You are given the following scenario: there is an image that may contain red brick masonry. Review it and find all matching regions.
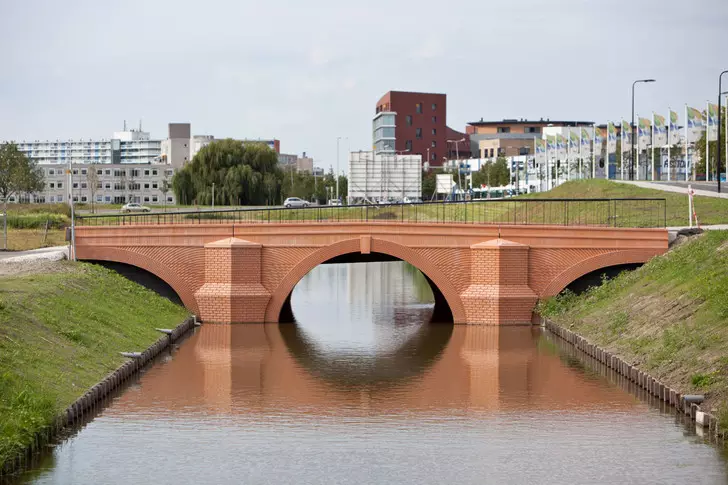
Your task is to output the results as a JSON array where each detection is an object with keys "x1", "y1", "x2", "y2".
[{"x1": 74, "y1": 223, "x2": 667, "y2": 325}]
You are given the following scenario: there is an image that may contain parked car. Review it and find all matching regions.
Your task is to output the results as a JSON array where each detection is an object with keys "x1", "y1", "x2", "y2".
[
  {"x1": 121, "y1": 203, "x2": 151, "y2": 213},
  {"x1": 284, "y1": 197, "x2": 309, "y2": 208}
]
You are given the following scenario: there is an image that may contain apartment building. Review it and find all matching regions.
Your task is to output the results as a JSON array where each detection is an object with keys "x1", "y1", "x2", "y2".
[{"x1": 5, "y1": 123, "x2": 283, "y2": 206}]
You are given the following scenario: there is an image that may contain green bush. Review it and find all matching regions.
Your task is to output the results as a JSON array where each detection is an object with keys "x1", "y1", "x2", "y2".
[{"x1": 3, "y1": 213, "x2": 69, "y2": 229}]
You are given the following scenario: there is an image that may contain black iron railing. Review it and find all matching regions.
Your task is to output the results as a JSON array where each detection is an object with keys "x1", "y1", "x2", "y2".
[{"x1": 75, "y1": 198, "x2": 667, "y2": 228}]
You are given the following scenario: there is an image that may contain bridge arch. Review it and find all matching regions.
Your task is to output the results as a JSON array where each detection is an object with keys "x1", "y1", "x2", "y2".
[
  {"x1": 77, "y1": 247, "x2": 199, "y2": 313},
  {"x1": 541, "y1": 249, "x2": 656, "y2": 297},
  {"x1": 265, "y1": 238, "x2": 467, "y2": 323}
]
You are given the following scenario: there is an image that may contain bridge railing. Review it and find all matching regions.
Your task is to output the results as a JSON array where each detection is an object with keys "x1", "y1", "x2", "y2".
[{"x1": 75, "y1": 198, "x2": 667, "y2": 228}]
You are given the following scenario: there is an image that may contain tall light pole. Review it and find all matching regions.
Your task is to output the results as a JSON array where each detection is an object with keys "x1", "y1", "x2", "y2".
[
  {"x1": 631, "y1": 79, "x2": 656, "y2": 180},
  {"x1": 447, "y1": 138, "x2": 466, "y2": 194},
  {"x1": 717, "y1": 70, "x2": 728, "y2": 193},
  {"x1": 336, "y1": 136, "x2": 347, "y2": 201}
]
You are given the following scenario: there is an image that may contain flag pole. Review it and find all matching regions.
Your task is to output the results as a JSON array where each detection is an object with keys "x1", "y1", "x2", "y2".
[
  {"x1": 706, "y1": 100, "x2": 710, "y2": 181},
  {"x1": 667, "y1": 109, "x2": 671, "y2": 182},
  {"x1": 592, "y1": 128, "x2": 596, "y2": 179},
  {"x1": 651, "y1": 113, "x2": 655, "y2": 181}
]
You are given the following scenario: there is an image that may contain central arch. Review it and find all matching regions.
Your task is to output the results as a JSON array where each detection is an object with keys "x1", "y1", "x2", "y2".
[{"x1": 264, "y1": 238, "x2": 467, "y2": 323}]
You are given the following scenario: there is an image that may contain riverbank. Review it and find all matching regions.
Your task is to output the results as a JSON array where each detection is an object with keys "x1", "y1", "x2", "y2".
[
  {"x1": 0, "y1": 260, "x2": 189, "y2": 470},
  {"x1": 538, "y1": 229, "x2": 728, "y2": 429}
]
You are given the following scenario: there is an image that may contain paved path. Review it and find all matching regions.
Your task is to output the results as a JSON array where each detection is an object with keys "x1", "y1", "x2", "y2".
[
  {"x1": 0, "y1": 245, "x2": 68, "y2": 262},
  {"x1": 612, "y1": 180, "x2": 728, "y2": 199}
]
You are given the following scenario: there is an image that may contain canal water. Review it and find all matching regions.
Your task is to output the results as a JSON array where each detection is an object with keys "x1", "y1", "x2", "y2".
[{"x1": 15, "y1": 262, "x2": 728, "y2": 484}]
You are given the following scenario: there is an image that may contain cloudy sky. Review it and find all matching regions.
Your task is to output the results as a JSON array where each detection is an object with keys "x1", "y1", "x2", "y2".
[{"x1": 1, "y1": 0, "x2": 726, "y2": 170}]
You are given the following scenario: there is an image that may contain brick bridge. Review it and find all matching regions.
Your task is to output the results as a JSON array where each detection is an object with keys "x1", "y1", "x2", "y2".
[{"x1": 73, "y1": 220, "x2": 667, "y2": 325}]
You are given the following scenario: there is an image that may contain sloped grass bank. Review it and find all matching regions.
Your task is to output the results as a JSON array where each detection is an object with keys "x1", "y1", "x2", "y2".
[
  {"x1": 0, "y1": 262, "x2": 188, "y2": 469},
  {"x1": 538, "y1": 230, "x2": 728, "y2": 428}
]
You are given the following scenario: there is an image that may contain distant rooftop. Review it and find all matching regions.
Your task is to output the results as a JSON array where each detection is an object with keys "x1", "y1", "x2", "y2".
[{"x1": 468, "y1": 118, "x2": 594, "y2": 127}]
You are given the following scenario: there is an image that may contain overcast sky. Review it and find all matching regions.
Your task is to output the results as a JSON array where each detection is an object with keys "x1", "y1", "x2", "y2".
[{"x1": 2, "y1": 0, "x2": 727, "y2": 170}]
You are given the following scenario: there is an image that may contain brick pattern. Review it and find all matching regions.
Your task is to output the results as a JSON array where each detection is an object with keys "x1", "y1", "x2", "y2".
[
  {"x1": 194, "y1": 238, "x2": 271, "y2": 323},
  {"x1": 74, "y1": 223, "x2": 668, "y2": 325},
  {"x1": 462, "y1": 240, "x2": 537, "y2": 325}
]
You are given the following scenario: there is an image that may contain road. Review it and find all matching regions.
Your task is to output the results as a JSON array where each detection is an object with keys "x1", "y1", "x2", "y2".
[{"x1": 612, "y1": 180, "x2": 728, "y2": 199}]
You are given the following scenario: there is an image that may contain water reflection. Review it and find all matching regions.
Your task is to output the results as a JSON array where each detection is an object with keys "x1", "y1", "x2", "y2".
[{"x1": 17, "y1": 262, "x2": 728, "y2": 485}]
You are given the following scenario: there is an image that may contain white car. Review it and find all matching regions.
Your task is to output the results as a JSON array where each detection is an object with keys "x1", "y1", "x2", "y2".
[
  {"x1": 284, "y1": 197, "x2": 309, "y2": 208},
  {"x1": 121, "y1": 203, "x2": 151, "y2": 213}
]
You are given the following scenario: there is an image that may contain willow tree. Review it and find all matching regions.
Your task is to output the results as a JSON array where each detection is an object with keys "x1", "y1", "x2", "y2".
[
  {"x1": 172, "y1": 139, "x2": 282, "y2": 206},
  {"x1": 0, "y1": 143, "x2": 44, "y2": 249}
]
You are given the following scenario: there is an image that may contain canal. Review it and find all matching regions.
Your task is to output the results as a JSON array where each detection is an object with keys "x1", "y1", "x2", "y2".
[{"x1": 14, "y1": 261, "x2": 728, "y2": 484}]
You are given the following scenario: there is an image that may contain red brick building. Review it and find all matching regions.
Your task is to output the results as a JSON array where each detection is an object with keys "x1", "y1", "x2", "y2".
[{"x1": 374, "y1": 91, "x2": 468, "y2": 167}]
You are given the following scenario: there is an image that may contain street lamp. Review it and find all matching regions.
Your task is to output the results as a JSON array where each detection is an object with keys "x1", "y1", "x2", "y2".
[
  {"x1": 717, "y1": 70, "x2": 728, "y2": 193},
  {"x1": 336, "y1": 136, "x2": 347, "y2": 201},
  {"x1": 631, "y1": 79, "x2": 656, "y2": 181}
]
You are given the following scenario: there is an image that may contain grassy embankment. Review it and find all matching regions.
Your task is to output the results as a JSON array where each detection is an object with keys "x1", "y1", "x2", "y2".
[
  {"x1": 538, "y1": 230, "x2": 728, "y2": 428},
  {"x1": 523, "y1": 179, "x2": 728, "y2": 226},
  {"x1": 0, "y1": 262, "x2": 188, "y2": 469}
]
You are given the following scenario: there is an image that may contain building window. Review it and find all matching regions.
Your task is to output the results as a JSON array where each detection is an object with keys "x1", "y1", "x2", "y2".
[
  {"x1": 105, "y1": 170, "x2": 111, "y2": 175},
  {"x1": 144, "y1": 170, "x2": 150, "y2": 176},
  {"x1": 144, "y1": 197, "x2": 150, "y2": 202},
  {"x1": 131, "y1": 169, "x2": 140, "y2": 177},
  {"x1": 105, "y1": 196, "x2": 111, "y2": 202},
  {"x1": 49, "y1": 183, "x2": 55, "y2": 189},
  {"x1": 415, "y1": 128, "x2": 422, "y2": 139},
  {"x1": 431, "y1": 141, "x2": 437, "y2": 147},
  {"x1": 73, "y1": 183, "x2": 78, "y2": 189},
  {"x1": 48, "y1": 169, "x2": 55, "y2": 175},
  {"x1": 57, "y1": 182, "x2": 63, "y2": 189},
  {"x1": 406, "y1": 115, "x2": 413, "y2": 126},
  {"x1": 81, "y1": 183, "x2": 87, "y2": 189},
  {"x1": 97, "y1": 169, "x2": 102, "y2": 175},
  {"x1": 81, "y1": 169, "x2": 87, "y2": 175},
  {"x1": 152, "y1": 183, "x2": 158, "y2": 189},
  {"x1": 144, "y1": 183, "x2": 150, "y2": 189},
  {"x1": 152, "y1": 196, "x2": 158, "y2": 203},
  {"x1": 525, "y1": 126, "x2": 541, "y2": 134},
  {"x1": 72, "y1": 169, "x2": 78, "y2": 175},
  {"x1": 105, "y1": 183, "x2": 111, "y2": 189},
  {"x1": 519, "y1": 147, "x2": 529, "y2": 155},
  {"x1": 405, "y1": 140, "x2": 413, "y2": 151},
  {"x1": 152, "y1": 170, "x2": 157, "y2": 176},
  {"x1": 490, "y1": 148, "x2": 494, "y2": 157},
  {"x1": 432, "y1": 128, "x2": 436, "y2": 135},
  {"x1": 431, "y1": 103, "x2": 437, "y2": 111},
  {"x1": 431, "y1": 152, "x2": 436, "y2": 161},
  {"x1": 97, "y1": 182, "x2": 102, "y2": 189},
  {"x1": 81, "y1": 196, "x2": 87, "y2": 202},
  {"x1": 416, "y1": 103, "x2": 422, "y2": 114},
  {"x1": 432, "y1": 116, "x2": 437, "y2": 123},
  {"x1": 167, "y1": 197, "x2": 173, "y2": 203},
  {"x1": 497, "y1": 127, "x2": 511, "y2": 133}
]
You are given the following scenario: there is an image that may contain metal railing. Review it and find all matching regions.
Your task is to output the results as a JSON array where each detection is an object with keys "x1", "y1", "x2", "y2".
[{"x1": 75, "y1": 198, "x2": 667, "y2": 228}]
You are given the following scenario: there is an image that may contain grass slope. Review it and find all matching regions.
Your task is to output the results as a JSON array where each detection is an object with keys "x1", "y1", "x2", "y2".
[
  {"x1": 0, "y1": 262, "x2": 188, "y2": 467},
  {"x1": 526, "y1": 179, "x2": 728, "y2": 226},
  {"x1": 538, "y1": 230, "x2": 728, "y2": 426}
]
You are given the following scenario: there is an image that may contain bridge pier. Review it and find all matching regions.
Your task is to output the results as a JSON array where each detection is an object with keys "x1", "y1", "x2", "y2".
[
  {"x1": 461, "y1": 239, "x2": 538, "y2": 325},
  {"x1": 194, "y1": 238, "x2": 271, "y2": 323}
]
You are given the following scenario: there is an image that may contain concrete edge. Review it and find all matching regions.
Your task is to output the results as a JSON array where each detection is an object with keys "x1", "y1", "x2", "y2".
[
  {"x1": 1, "y1": 315, "x2": 197, "y2": 476},
  {"x1": 539, "y1": 315, "x2": 725, "y2": 445}
]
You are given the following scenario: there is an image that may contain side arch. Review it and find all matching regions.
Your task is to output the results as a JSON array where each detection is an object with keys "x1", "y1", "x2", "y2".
[
  {"x1": 264, "y1": 238, "x2": 467, "y2": 323},
  {"x1": 76, "y1": 246, "x2": 199, "y2": 314},
  {"x1": 541, "y1": 249, "x2": 658, "y2": 298}
]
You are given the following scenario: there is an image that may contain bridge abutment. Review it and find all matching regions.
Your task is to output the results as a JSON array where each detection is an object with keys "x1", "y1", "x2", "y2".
[
  {"x1": 461, "y1": 239, "x2": 538, "y2": 325},
  {"x1": 194, "y1": 238, "x2": 271, "y2": 323}
]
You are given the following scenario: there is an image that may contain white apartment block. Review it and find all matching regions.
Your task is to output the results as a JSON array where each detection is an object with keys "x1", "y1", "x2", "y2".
[{"x1": 5, "y1": 122, "x2": 283, "y2": 206}]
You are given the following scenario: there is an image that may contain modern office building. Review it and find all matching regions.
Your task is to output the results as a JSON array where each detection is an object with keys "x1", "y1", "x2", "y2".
[
  {"x1": 374, "y1": 91, "x2": 464, "y2": 166},
  {"x1": 466, "y1": 119, "x2": 593, "y2": 159}
]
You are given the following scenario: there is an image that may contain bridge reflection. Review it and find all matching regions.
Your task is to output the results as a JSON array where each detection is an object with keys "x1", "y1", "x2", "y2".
[{"x1": 104, "y1": 324, "x2": 639, "y2": 417}]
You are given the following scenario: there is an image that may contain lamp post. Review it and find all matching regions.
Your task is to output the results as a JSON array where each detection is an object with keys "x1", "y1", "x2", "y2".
[
  {"x1": 336, "y1": 136, "x2": 347, "y2": 201},
  {"x1": 717, "y1": 71, "x2": 728, "y2": 193},
  {"x1": 447, "y1": 138, "x2": 466, "y2": 195},
  {"x1": 631, "y1": 79, "x2": 656, "y2": 180}
]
